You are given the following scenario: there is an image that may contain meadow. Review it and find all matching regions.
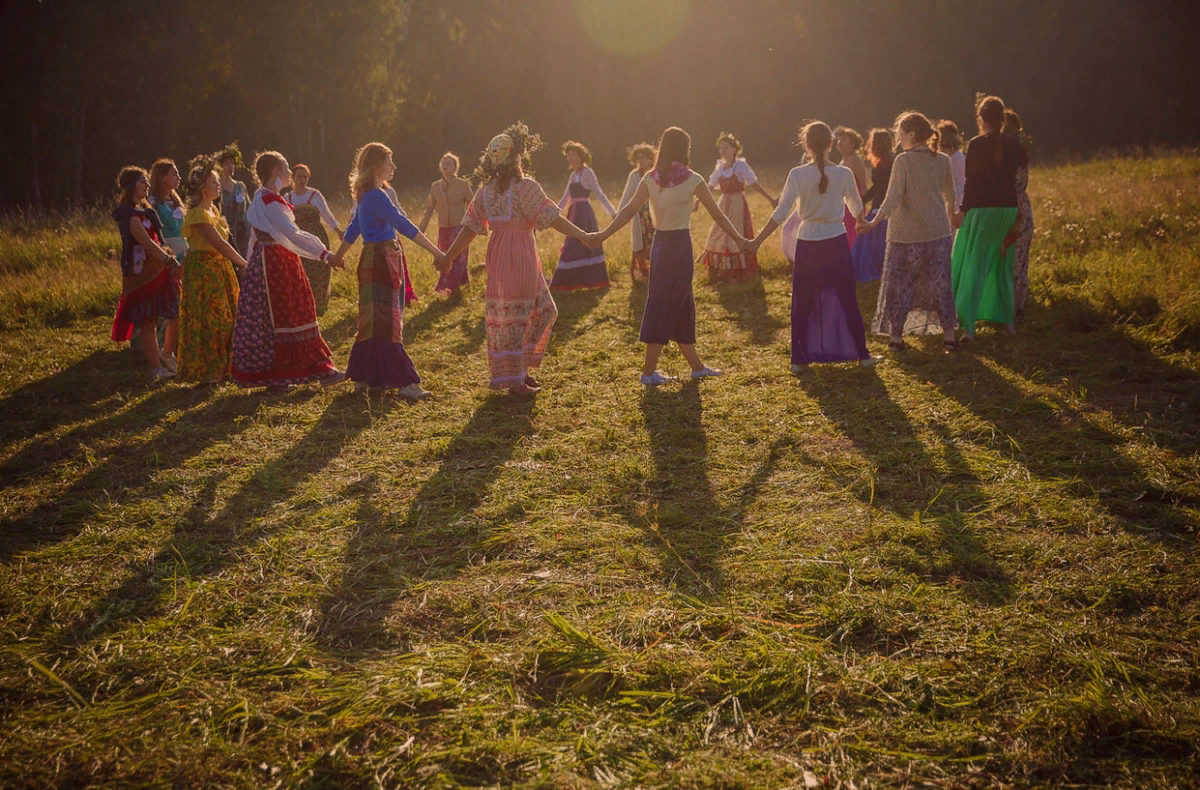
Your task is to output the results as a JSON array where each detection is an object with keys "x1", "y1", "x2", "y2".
[{"x1": 1, "y1": 154, "x2": 1197, "y2": 789}]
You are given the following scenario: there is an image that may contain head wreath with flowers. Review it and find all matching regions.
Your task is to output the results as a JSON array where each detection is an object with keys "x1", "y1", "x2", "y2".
[{"x1": 488, "y1": 134, "x2": 514, "y2": 165}]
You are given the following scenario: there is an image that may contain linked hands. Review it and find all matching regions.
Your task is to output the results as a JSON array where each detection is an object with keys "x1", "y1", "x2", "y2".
[{"x1": 583, "y1": 230, "x2": 608, "y2": 249}]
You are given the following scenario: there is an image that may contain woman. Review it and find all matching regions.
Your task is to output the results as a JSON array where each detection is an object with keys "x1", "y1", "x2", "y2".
[
  {"x1": 217, "y1": 143, "x2": 252, "y2": 258},
  {"x1": 849, "y1": 128, "x2": 895, "y2": 282},
  {"x1": 330, "y1": 142, "x2": 445, "y2": 399},
  {"x1": 617, "y1": 142, "x2": 658, "y2": 284},
  {"x1": 149, "y1": 158, "x2": 188, "y2": 260},
  {"x1": 284, "y1": 163, "x2": 342, "y2": 315},
  {"x1": 1003, "y1": 109, "x2": 1035, "y2": 316},
  {"x1": 591, "y1": 126, "x2": 744, "y2": 385},
  {"x1": 440, "y1": 123, "x2": 593, "y2": 394},
  {"x1": 699, "y1": 132, "x2": 776, "y2": 281},
  {"x1": 231, "y1": 150, "x2": 343, "y2": 392},
  {"x1": 178, "y1": 163, "x2": 248, "y2": 383},
  {"x1": 859, "y1": 112, "x2": 959, "y2": 353},
  {"x1": 951, "y1": 96, "x2": 1027, "y2": 338},
  {"x1": 747, "y1": 121, "x2": 878, "y2": 371},
  {"x1": 550, "y1": 140, "x2": 617, "y2": 291}
]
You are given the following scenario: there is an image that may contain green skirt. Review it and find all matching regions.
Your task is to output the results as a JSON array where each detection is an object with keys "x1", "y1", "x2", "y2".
[{"x1": 951, "y1": 207, "x2": 1019, "y2": 334}]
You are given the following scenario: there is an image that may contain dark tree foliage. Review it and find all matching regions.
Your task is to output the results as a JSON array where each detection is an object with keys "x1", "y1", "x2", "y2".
[{"x1": 0, "y1": 0, "x2": 1196, "y2": 208}]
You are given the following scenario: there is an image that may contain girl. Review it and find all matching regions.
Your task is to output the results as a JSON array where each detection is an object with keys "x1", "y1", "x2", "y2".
[
  {"x1": 937, "y1": 120, "x2": 967, "y2": 216},
  {"x1": 440, "y1": 123, "x2": 594, "y2": 394},
  {"x1": 850, "y1": 128, "x2": 895, "y2": 282},
  {"x1": 591, "y1": 126, "x2": 742, "y2": 385},
  {"x1": 178, "y1": 162, "x2": 248, "y2": 383},
  {"x1": 110, "y1": 166, "x2": 181, "y2": 380},
  {"x1": 550, "y1": 140, "x2": 617, "y2": 291},
  {"x1": 231, "y1": 150, "x2": 344, "y2": 392},
  {"x1": 951, "y1": 96, "x2": 1028, "y2": 339},
  {"x1": 859, "y1": 112, "x2": 959, "y2": 353},
  {"x1": 330, "y1": 143, "x2": 446, "y2": 399},
  {"x1": 1003, "y1": 109, "x2": 1035, "y2": 316},
  {"x1": 284, "y1": 163, "x2": 343, "y2": 315},
  {"x1": 217, "y1": 143, "x2": 252, "y2": 258},
  {"x1": 416, "y1": 152, "x2": 474, "y2": 296},
  {"x1": 149, "y1": 159, "x2": 188, "y2": 260},
  {"x1": 747, "y1": 121, "x2": 878, "y2": 371},
  {"x1": 617, "y1": 142, "x2": 657, "y2": 284},
  {"x1": 699, "y1": 132, "x2": 776, "y2": 281}
]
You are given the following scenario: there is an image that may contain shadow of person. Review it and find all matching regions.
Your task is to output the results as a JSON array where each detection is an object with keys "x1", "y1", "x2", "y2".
[
  {"x1": 712, "y1": 276, "x2": 788, "y2": 347},
  {"x1": 550, "y1": 286, "x2": 607, "y2": 342},
  {"x1": 626, "y1": 280, "x2": 649, "y2": 341},
  {"x1": 316, "y1": 394, "x2": 535, "y2": 649},
  {"x1": 403, "y1": 288, "x2": 466, "y2": 342}
]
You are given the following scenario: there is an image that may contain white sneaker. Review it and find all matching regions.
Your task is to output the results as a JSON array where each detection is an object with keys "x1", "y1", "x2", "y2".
[
  {"x1": 859, "y1": 356, "x2": 883, "y2": 368},
  {"x1": 397, "y1": 383, "x2": 433, "y2": 400},
  {"x1": 158, "y1": 351, "x2": 178, "y2": 374},
  {"x1": 151, "y1": 366, "x2": 175, "y2": 380},
  {"x1": 640, "y1": 371, "x2": 675, "y2": 387},
  {"x1": 690, "y1": 366, "x2": 723, "y2": 379}
]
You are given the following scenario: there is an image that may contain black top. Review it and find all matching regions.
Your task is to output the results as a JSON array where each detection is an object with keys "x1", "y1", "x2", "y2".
[
  {"x1": 112, "y1": 204, "x2": 163, "y2": 277},
  {"x1": 961, "y1": 133, "x2": 1027, "y2": 212},
  {"x1": 861, "y1": 159, "x2": 893, "y2": 212}
]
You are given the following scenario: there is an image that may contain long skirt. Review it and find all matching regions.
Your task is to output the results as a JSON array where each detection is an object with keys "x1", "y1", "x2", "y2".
[
  {"x1": 231, "y1": 236, "x2": 337, "y2": 388},
  {"x1": 485, "y1": 229, "x2": 559, "y2": 389},
  {"x1": 178, "y1": 249, "x2": 240, "y2": 382},
  {"x1": 951, "y1": 207, "x2": 1019, "y2": 334},
  {"x1": 345, "y1": 239, "x2": 420, "y2": 389},
  {"x1": 435, "y1": 224, "x2": 470, "y2": 294},
  {"x1": 293, "y1": 205, "x2": 332, "y2": 315},
  {"x1": 630, "y1": 204, "x2": 654, "y2": 283},
  {"x1": 551, "y1": 200, "x2": 608, "y2": 291},
  {"x1": 700, "y1": 191, "x2": 758, "y2": 281},
  {"x1": 791, "y1": 235, "x2": 870, "y2": 365},
  {"x1": 851, "y1": 211, "x2": 888, "y2": 282},
  {"x1": 111, "y1": 264, "x2": 179, "y2": 342},
  {"x1": 639, "y1": 230, "x2": 696, "y2": 345},
  {"x1": 871, "y1": 237, "x2": 957, "y2": 337}
]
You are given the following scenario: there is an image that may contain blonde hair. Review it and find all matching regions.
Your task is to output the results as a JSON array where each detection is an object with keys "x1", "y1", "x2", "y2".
[{"x1": 349, "y1": 142, "x2": 392, "y2": 203}]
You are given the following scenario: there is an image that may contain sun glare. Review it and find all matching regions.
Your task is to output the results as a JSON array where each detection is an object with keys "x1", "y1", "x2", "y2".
[{"x1": 572, "y1": 0, "x2": 691, "y2": 56}]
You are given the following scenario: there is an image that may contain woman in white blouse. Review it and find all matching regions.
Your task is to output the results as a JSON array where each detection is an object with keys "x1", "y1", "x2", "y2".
[
  {"x1": 747, "y1": 121, "x2": 879, "y2": 371},
  {"x1": 549, "y1": 140, "x2": 617, "y2": 292},
  {"x1": 284, "y1": 163, "x2": 342, "y2": 315},
  {"x1": 698, "y1": 132, "x2": 777, "y2": 282}
]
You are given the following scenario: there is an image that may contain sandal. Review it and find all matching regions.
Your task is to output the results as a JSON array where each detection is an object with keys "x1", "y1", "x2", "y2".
[
  {"x1": 943, "y1": 339, "x2": 959, "y2": 354},
  {"x1": 508, "y1": 383, "x2": 539, "y2": 396},
  {"x1": 524, "y1": 375, "x2": 542, "y2": 391},
  {"x1": 888, "y1": 340, "x2": 907, "y2": 352}
]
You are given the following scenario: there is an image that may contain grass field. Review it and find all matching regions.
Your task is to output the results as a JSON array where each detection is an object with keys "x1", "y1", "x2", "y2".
[{"x1": 1, "y1": 155, "x2": 1198, "y2": 788}]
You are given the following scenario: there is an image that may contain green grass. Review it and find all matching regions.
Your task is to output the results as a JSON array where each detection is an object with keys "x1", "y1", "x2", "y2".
[{"x1": 1, "y1": 156, "x2": 1198, "y2": 788}]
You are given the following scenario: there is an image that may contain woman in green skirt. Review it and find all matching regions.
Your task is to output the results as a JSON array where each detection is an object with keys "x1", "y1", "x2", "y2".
[{"x1": 951, "y1": 95, "x2": 1028, "y2": 339}]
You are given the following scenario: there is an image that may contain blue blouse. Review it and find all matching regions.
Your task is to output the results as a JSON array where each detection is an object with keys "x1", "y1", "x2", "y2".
[{"x1": 344, "y1": 188, "x2": 419, "y2": 244}]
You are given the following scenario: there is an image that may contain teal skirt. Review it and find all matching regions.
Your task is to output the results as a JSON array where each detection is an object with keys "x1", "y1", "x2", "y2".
[{"x1": 951, "y1": 207, "x2": 1019, "y2": 334}]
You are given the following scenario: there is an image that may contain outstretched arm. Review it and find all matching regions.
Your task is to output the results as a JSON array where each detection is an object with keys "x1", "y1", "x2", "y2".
[
  {"x1": 594, "y1": 180, "x2": 649, "y2": 243},
  {"x1": 417, "y1": 186, "x2": 436, "y2": 235},
  {"x1": 441, "y1": 226, "x2": 477, "y2": 264},
  {"x1": 695, "y1": 181, "x2": 745, "y2": 243}
]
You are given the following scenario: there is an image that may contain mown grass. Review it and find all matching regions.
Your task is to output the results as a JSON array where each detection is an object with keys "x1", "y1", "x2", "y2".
[{"x1": 1, "y1": 156, "x2": 1197, "y2": 788}]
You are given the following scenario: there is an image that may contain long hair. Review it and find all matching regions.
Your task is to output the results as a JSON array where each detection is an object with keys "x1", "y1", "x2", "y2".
[
  {"x1": 115, "y1": 166, "x2": 148, "y2": 208},
  {"x1": 349, "y1": 142, "x2": 392, "y2": 203},
  {"x1": 561, "y1": 140, "x2": 592, "y2": 168},
  {"x1": 894, "y1": 111, "x2": 939, "y2": 156},
  {"x1": 937, "y1": 120, "x2": 962, "y2": 153},
  {"x1": 149, "y1": 159, "x2": 182, "y2": 208},
  {"x1": 252, "y1": 150, "x2": 287, "y2": 189},
  {"x1": 799, "y1": 121, "x2": 833, "y2": 194},
  {"x1": 185, "y1": 165, "x2": 218, "y2": 209},
  {"x1": 475, "y1": 121, "x2": 544, "y2": 194},
  {"x1": 654, "y1": 127, "x2": 691, "y2": 180},
  {"x1": 866, "y1": 128, "x2": 894, "y2": 168},
  {"x1": 976, "y1": 95, "x2": 1008, "y2": 166}
]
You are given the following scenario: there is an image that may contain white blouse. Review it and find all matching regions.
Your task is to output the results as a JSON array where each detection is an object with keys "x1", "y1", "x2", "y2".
[
  {"x1": 247, "y1": 188, "x2": 331, "y2": 261},
  {"x1": 287, "y1": 187, "x2": 341, "y2": 231},
  {"x1": 949, "y1": 151, "x2": 966, "y2": 213},
  {"x1": 708, "y1": 158, "x2": 757, "y2": 188},
  {"x1": 771, "y1": 163, "x2": 863, "y2": 242},
  {"x1": 557, "y1": 166, "x2": 617, "y2": 217}
]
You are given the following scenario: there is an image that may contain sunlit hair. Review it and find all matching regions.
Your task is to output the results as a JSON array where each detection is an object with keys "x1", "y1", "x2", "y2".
[
  {"x1": 936, "y1": 120, "x2": 962, "y2": 153},
  {"x1": 291, "y1": 163, "x2": 311, "y2": 177},
  {"x1": 475, "y1": 121, "x2": 544, "y2": 193},
  {"x1": 440, "y1": 151, "x2": 460, "y2": 170},
  {"x1": 894, "y1": 111, "x2": 939, "y2": 155},
  {"x1": 976, "y1": 96, "x2": 1007, "y2": 166},
  {"x1": 149, "y1": 158, "x2": 183, "y2": 209},
  {"x1": 185, "y1": 166, "x2": 219, "y2": 209},
  {"x1": 115, "y1": 166, "x2": 149, "y2": 208},
  {"x1": 715, "y1": 131, "x2": 742, "y2": 158},
  {"x1": 217, "y1": 141, "x2": 244, "y2": 172},
  {"x1": 834, "y1": 126, "x2": 863, "y2": 152},
  {"x1": 252, "y1": 150, "x2": 287, "y2": 189},
  {"x1": 865, "y1": 128, "x2": 895, "y2": 167},
  {"x1": 561, "y1": 140, "x2": 592, "y2": 167},
  {"x1": 627, "y1": 142, "x2": 657, "y2": 167},
  {"x1": 1002, "y1": 109, "x2": 1023, "y2": 136},
  {"x1": 654, "y1": 127, "x2": 691, "y2": 179},
  {"x1": 799, "y1": 121, "x2": 833, "y2": 194},
  {"x1": 349, "y1": 142, "x2": 392, "y2": 203}
]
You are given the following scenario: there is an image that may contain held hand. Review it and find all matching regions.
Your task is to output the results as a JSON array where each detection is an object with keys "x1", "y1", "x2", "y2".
[
  {"x1": 856, "y1": 217, "x2": 872, "y2": 235},
  {"x1": 329, "y1": 252, "x2": 344, "y2": 270},
  {"x1": 434, "y1": 252, "x2": 451, "y2": 273},
  {"x1": 952, "y1": 211, "x2": 964, "y2": 229}
]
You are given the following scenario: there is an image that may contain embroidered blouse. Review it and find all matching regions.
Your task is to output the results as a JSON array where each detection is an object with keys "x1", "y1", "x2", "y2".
[{"x1": 246, "y1": 189, "x2": 331, "y2": 261}]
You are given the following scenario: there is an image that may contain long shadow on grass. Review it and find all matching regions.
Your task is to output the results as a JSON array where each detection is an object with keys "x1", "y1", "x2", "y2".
[
  {"x1": 316, "y1": 395, "x2": 535, "y2": 649},
  {"x1": 551, "y1": 286, "x2": 607, "y2": 342},
  {"x1": 0, "y1": 387, "x2": 258, "y2": 563},
  {"x1": 403, "y1": 289, "x2": 466, "y2": 342},
  {"x1": 626, "y1": 281, "x2": 648, "y2": 341},
  {"x1": 53, "y1": 392, "x2": 386, "y2": 645},
  {"x1": 711, "y1": 277, "x2": 787, "y2": 347},
  {"x1": 798, "y1": 366, "x2": 1013, "y2": 603}
]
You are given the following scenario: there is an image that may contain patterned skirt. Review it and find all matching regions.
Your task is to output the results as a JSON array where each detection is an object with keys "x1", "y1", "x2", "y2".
[
  {"x1": 639, "y1": 230, "x2": 696, "y2": 345},
  {"x1": 701, "y1": 191, "x2": 758, "y2": 281},
  {"x1": 485, "y1": 230, "x2": 559, "y2": 389},
  {"x1": 551, "y1": 199, "x2": 609, "y2": 291},
  {"x1": 871, "y1": 236, "x2": 956, "y2": 337},
  {"x1": 231, "y1": 233, "x2": 337, "y2": 388},
  {"x1": 178, "y1": 248, "x2": 240, "y2": 382},
  {"x1": 435, "y1": 224, "x2": 470, "y2": 294},
  {"x1": 631, "y1": 205, "x2": 654, "y2": 283},
  {"x1": 346, "y1": 239, "x2": 420, "y2": 389},
  {"x1": 111, "y1": 264, "x2": 180, "y2": 342},
  {"x1": 951, "y1": 207, "x2": 1019, "y2": 334},
  {"x1": 293, "y1": 205, "x2": 332, "y2": 315},
  {"x1": 791, "y1": 236, "x2": 870, "y2": 365}
]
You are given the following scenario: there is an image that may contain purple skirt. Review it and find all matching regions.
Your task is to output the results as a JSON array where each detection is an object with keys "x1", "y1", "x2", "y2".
[
  {"x1": 551, "y1": 200, "x2": 609, "y2": 291},
  {"x1": 792, "y1": 236, "x2": 870, "y2": 365},
  {"x1": 346, "y1": 338, "x2": 420, "y2": 389},
  {"x1": 851, "y1": 211, "x2": 887, "y2": 282},
  {"x1": 639, "y1": 230, "x2": 696, "y2": 345}
]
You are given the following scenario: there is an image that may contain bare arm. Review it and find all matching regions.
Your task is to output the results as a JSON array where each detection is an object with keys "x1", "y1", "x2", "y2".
[
  {"x1": 416, "y1": 187, "x2": 436, "y2": 235},
  {"x1": 596, "y1": 180, "x2": 649, "y2": 242},
  {"x1": 551, "y1": 214, "x2": 590, "y2": 240},
  {"x1": 198, "y1": 223, "x2": 247, "y2": 267},
  {"x1": 441, "y1": 226, "x2": 477, "y2": 265},
  {"x1": 694, "y1": 181, "x2": 744, "y2": 242},
  {"x1": 751, "y1": 181, "x2": 777, "y2": 206}
]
